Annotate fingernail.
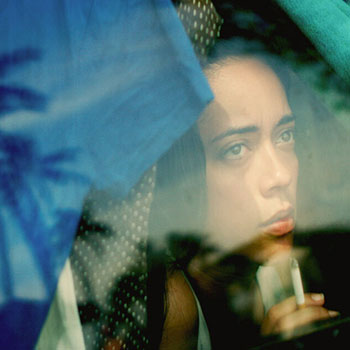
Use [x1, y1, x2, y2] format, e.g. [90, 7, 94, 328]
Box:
[311, 293, 324, 301]
[328, 310, 340, 317]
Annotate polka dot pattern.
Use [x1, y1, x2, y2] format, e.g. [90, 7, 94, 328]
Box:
[176, 0, 223, 57]
[69, 3, 223, 348]
[70, 166, 156, 350]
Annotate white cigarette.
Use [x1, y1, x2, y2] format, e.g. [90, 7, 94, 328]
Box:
[290, 258, 305, 308]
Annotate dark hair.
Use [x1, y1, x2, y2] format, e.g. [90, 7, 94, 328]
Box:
[146, 125, 206, 348]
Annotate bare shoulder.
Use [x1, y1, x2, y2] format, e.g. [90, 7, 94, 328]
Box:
[159, 270, 199, 350]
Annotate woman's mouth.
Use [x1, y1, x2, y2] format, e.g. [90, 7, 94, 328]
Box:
[263, 217, 295, 236]
[260, 209, 295, 236]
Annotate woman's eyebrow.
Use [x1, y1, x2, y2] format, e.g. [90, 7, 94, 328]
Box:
[211, 125, 259, 144]
[276, 114, 295, 127]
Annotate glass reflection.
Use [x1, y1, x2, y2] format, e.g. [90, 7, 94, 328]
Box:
[149, 40, 350, 349]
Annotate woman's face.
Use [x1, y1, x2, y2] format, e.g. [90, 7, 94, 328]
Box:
[198, 58, 298, 262]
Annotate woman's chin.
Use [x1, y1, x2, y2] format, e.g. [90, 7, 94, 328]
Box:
[236, 232, 293, 264]
[263, 239, 293, 263]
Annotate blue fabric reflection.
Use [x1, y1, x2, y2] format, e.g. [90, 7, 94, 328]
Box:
[0, 1, 213, 349]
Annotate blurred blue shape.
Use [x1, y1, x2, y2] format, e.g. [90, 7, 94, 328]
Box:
[0, 0, 213, 348]
[0, 48, 47, 114]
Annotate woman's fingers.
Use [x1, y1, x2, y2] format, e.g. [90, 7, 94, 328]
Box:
[262, 293, 325, 331]
[261, 293, 339, 336]
[271, 306, 338, 335]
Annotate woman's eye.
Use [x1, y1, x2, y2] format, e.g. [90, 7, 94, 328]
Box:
[277, 129, 295, 144]
[221, 143, 247, 160]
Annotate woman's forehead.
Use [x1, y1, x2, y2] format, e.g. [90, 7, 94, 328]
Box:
[199, 57, 291, 135]
[206, 57, 281, 94]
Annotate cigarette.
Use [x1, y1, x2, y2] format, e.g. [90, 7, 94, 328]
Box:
[290, 258, 305, 308]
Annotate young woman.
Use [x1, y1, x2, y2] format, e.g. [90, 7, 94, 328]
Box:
[149, 41, 350, 349]
[68, 41, 350, 350]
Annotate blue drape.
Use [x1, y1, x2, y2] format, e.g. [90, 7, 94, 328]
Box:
[0, 1, 213, 348]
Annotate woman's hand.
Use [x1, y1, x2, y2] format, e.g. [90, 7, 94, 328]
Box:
[261, 293, 340, 337]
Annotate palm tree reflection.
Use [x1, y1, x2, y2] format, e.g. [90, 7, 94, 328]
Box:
[0, 48, 47, 115]
[0, 47, 88, 299]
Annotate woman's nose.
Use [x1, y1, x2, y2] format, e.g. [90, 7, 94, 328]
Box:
[259, 145, 293, 197]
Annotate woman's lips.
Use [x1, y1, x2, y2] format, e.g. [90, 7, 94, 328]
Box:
[262, 217, 295, 236]
[260, 208, 295, 236]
